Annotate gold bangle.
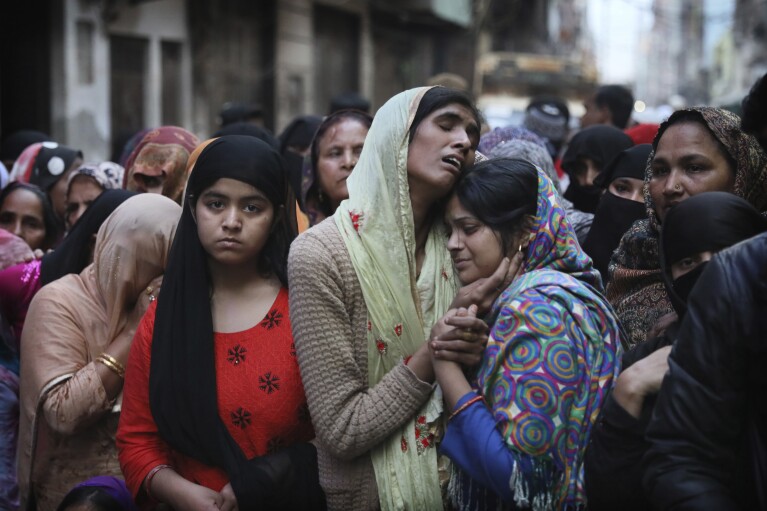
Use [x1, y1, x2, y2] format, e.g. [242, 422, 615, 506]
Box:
[97, 354, 125, 378]
[448, 394, 484, 422]
[99, 353, 126, 375]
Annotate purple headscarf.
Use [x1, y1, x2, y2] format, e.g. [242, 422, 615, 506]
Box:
[69, 476, 138, 511]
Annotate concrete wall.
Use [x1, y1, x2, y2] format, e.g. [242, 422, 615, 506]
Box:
[273, 0, 372, 132]
[56, 0, 192, 162]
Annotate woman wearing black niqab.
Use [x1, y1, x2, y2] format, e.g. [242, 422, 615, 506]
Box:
[561, 125, 633, 213]
[584, 191, 767, 511]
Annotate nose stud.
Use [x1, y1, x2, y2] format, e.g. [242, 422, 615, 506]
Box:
[674, 184, 681, 191]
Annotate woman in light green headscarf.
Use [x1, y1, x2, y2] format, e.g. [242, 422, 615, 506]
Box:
[288, 87, 515, 510]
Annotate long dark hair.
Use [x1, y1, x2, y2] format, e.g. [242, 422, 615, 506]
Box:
[454, 158, 538, 255]
[409, 87, 481, 144]
[308, 109, 373, 216]
[0, 181, 60, 250]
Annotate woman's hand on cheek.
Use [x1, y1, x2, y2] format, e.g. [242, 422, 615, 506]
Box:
[430, 305, 489, 367]
[450, 251, 524, 315]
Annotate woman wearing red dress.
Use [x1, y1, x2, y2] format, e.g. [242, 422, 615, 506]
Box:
[117, 135, 324, 510]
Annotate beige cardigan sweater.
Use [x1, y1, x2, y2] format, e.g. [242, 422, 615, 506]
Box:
[288, 219, 436, 511]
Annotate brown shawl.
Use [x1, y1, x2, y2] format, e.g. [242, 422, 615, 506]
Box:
[18, 194, 180, 510]
[606, 107, 767, 347]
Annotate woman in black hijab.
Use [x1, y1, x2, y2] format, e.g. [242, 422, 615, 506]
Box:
[561, 125, 633, 213]
[117, 135, 324, 510]
[583, 144, 651, 282]
[584, 191, 767, 511]
[40, 189, 136, 285]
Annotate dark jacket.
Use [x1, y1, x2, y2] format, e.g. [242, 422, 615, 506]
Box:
[584, 331, 674, 511]
[642, 233, 767, 511]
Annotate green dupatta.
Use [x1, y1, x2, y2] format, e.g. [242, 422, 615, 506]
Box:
[335, 87, 457, 509]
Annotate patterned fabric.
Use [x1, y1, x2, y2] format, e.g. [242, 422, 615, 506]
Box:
[122, 126, 199, 203]
[335, 87, 458, 510]
[478, 128, 559, 190]
[118, 290, 314, 499]
[66, 161, 125, 191]
[467, 169, 622, 509]
[607, 107, 767, 347]
[477, 127, 594, 244]
[8, 143, 44, 183]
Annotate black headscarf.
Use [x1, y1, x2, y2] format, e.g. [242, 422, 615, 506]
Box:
[30, 144, 83, 192]
[583, 144, 652, 281]
[278, 115, 323, 206]
[39, 190, 135, 286]
[212, 122, 280, 150]
[660, 191, 767, 316]
[562, 125, 633, 213]
[0, 130, 50, 163]
[149, 135, 323, 509]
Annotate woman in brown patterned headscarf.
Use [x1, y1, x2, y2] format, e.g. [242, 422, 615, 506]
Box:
[606, 107, 767, 347]
[123, 126, 199, 203]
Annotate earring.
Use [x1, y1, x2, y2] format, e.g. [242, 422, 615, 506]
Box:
[518, 244, 523, 253]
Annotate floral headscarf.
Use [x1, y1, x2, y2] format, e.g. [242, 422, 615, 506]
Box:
[66, 161, 125, 191]
[123, 126, 199, 203]
[468, 169, 621, 509]
[607, 107, 767, 347]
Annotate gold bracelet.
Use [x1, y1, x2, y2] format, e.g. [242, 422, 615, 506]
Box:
[97, 354, 125, 378]
[448, 394, 484, 422]
[99, 353, 126, 375]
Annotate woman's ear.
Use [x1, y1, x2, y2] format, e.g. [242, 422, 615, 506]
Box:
[521, 215, 536, 248]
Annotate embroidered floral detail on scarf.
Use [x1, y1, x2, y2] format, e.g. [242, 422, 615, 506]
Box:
[414, 415, 435, 455]
[376, 339, 387, 355]
[349, 210, 363, 232]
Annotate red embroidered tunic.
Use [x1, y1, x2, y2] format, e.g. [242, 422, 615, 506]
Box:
[117, 288, 314, 508]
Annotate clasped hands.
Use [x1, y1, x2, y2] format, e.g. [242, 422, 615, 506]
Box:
[429, 252, 525, 368]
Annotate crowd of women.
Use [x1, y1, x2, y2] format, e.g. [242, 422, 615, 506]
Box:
[0, 71, 765, 511]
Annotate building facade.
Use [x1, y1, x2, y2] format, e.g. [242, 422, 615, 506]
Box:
[1, 0, 473, 161]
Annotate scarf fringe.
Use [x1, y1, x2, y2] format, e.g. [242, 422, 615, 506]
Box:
[447, 454, 571, 511]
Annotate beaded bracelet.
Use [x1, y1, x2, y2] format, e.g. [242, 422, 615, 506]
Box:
[145, 464, 172, 501]
[97, 353, 125, 378]
[448, 394, 484, 422]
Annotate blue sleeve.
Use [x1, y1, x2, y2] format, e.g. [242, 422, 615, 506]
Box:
[439, 392, 517, 501]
